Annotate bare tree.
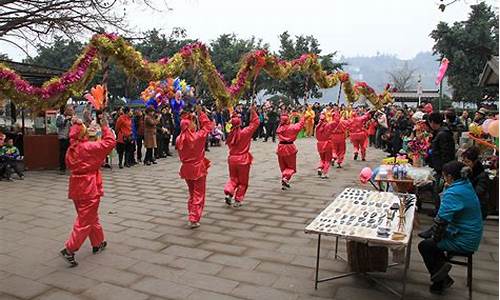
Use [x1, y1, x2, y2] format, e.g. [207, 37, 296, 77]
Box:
[0, 0, 170, 55]
[387, 62, 417, 91]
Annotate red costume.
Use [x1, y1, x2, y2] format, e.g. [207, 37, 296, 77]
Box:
[224, 109, 259, 203]
[276, 114, 305, 186]
[176, 111, 213, 224]
[315, 114, 338, 176]
[349, 112, 372, 160]
[64, 124, 116, 253]
[330, 112, 350, 167]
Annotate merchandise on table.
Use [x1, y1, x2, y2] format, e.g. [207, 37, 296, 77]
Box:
[305, 188, 415, 243]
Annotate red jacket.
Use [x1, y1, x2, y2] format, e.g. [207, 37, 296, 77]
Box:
[276, 117, 305, 156]
[315, 119, 338, 153]
[349, 113, 372, 134]
[367, 120, 377, 136]
[66, 126, 116, 201]
[331, 113, 350, 136]
[227, 110, 259, 165]
[176, 112, 213, 180]
[115, 114, 132, 143]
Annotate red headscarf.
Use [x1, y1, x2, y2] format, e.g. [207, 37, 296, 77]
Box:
[279, 114, 290, 125]
[177, 117, 195, 151]
[226, 114, 242, 146]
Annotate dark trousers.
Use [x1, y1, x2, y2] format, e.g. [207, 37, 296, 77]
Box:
[155, 133, 165, 158]
[172, 125, 180, 147]
[253, 123, 264, 140]
[264, 123, 276, 142]
[117, 141, 134, 166]
[136, 135, 144, 161]
[59, 138, 69, 171]
[369, 135, 375, 147]
[0, 161, 10, 179]
[145, 148, 154, 163]
[418, 239, 446, 276]
[7, 160, 24, 177]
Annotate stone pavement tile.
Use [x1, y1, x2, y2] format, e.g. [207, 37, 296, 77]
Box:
[128, 261, 182, 281]
[273, 275, 337, 298]
[193, 232, 234, 243]
[0, 270, 10, 280]
[120, 236, 166, 251]
[216, 220, 254, 230]
[187, 290, 243, 300]
[83, 282, 149, 300]
[217, 266, 278, 286]
[243, 218, 281, 227]
[39, 271, 98, 293]
[119, 220, 157, 230]
[256, 262, 315, 280]
[333, 286, 390, 300]
[245, 249, 295, 264]
[0, 254, 16, 266]
[168, 257, 223, 275]
[261, 234, 310, 245]
[180, 271, 239, 294]
[80, 265, 142, 286]
[122, 227, 164, 240]
[207, 253, 260, 270]
[0, 293, 22, 300]
[35, 289, 86, 300]
[125, 249, 177, 265]
[199, 242, 247, 256]
[159, 234, 202, 247]
[8, 247, 59, 264]
[87, 252, 138, 270]
[0, 275, 50, 299]
[1, 259, 58, 280]
[231, 284, 298, 300]
[162, 245, 212, 260]
[223, 229, 267, 240]
[131, 276, 194, 299]
[232, 238, 281, 251]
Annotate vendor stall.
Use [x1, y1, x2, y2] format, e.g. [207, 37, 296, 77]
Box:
[305, 188, 416, 299]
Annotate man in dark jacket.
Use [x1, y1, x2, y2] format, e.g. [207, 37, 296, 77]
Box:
[462, 146, 491, 219]
[429, 112, 456, 175]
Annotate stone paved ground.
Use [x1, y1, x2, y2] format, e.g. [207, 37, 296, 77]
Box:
[0, 138, 498, 300]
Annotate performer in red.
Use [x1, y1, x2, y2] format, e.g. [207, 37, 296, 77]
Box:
[176, 106, 213, 228]
[330, 111, 350, 168]
[276, 113, 308, 190]
[349, 110, 373, 161]
[224, 104, 259, 207]
[60, 114, 116, 267]
[315, 113, 338, 178]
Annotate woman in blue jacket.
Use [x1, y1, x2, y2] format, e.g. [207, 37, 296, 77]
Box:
[418, 160, 483, 295]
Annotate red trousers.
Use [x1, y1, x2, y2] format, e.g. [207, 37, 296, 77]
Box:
[317, 151, 332, 175]
[224, 163, 251, 202]
[278, 153, 297, 181]
[65, 197, 104, 252]
[331, 134, 346, 164]
[350, 132, 368, 159]
[185, 176, 206, 223]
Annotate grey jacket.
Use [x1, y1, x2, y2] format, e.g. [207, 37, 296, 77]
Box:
[56, 114, 71, 139]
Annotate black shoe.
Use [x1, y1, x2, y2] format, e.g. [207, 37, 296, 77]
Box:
[59, 170, 66, 175]
[317, 169, 322, 176]
[144, 161, 151, 166]
[431, 262, 452, 282]
[205, 148, 210, 152]
[281, 180, 290, 189]
[353, 153, 358, 160]
[119, 164, 124, 169]
[430, 276, 454, 294]
[60, 248, 78, 267]
[362, 158, 366, 161]
[125, 164, 131, 168]
[225, 194, 233, 206]
[166, 152, 173, 157]
[418, 227, 433, 239]
[337, 163, 342, 168]
[103, 163, 112, 169]
[152, 161, 158, 164]
[92, 241, 107, 254]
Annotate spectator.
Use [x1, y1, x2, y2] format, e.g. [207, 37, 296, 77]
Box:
[133, 109, 145, 162]
[264, 106, 278, 142]
[0, 137, 24, 179]
[56, 104, 74, 174]
[461, 146, 491, 219]
[144, 106, 158, 165]
[473, 108, 488, 125]
[418, 161, 482, 295]
[115, 107, 134, 168]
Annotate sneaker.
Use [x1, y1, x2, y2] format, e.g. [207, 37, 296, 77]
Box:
[119, 164, 124, 169]
[431, 262, 452, 282]
[152, 161, 158, 164]
[281, 179, 290, 190]
[337, 163, 342, 168]
[60, 248, 78, 267]
[353, 153, 358, 160]
[189, 222, 201, 229]
[320, 174, 329, 179]
[224, 194, 233, 206]
[92, 241, 107, 254]
[362, 158, 366, 161]
[430, 276, 454, 295]
[317, 168, 322, 176]
[418, 227, 433, 239]
[232, 201, 243, 208]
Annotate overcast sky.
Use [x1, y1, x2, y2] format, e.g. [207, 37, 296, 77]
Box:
[1, 0, 496, 61]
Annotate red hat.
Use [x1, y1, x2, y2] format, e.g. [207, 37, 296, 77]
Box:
[280, 114, 290, 125]
[230, 114, 241, 127]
